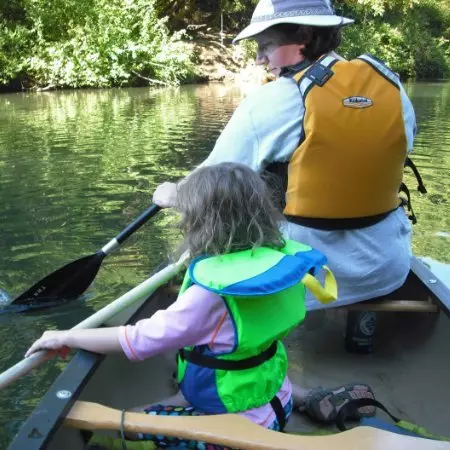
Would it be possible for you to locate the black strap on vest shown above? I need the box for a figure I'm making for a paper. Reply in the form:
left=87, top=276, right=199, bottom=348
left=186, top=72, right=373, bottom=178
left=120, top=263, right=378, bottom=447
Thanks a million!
left=399, top=183, right=417, bottom=224
left=179, top=342, right=286, bottom=429
left=270, top=395, right=287, bottom=432
left=285, top=210, right=397, bottom=231
left=405, top=157, right=427, bottom=194
left=279, top=59, right=313, bottom=78
left=178, top=340, right=278, bottom=371
left=400, top=157, right=427, bottom=224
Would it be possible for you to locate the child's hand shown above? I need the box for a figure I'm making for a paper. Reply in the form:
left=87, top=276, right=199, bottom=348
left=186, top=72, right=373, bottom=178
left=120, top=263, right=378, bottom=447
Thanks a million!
left=25, top=330, right=71, bottom=358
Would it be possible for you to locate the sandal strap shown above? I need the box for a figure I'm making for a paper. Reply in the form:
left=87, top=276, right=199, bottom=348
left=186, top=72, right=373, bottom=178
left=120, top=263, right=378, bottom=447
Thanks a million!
left=335, top=398, right=400, bottom=431
left=304, top=384, right=374, bottom=423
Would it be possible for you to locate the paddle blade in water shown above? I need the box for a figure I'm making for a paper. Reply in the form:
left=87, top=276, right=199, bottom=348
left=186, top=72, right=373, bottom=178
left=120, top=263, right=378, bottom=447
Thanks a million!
left=11, top=252, right=106, bottom=306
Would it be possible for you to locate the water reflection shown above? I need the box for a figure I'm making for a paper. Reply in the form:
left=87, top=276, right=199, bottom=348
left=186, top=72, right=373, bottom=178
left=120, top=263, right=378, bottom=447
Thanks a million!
left=403, top=82, right=450, bottom=261
left=0, top=81, right=449, bottom=446
left=0, top=85, right=243, bottom=446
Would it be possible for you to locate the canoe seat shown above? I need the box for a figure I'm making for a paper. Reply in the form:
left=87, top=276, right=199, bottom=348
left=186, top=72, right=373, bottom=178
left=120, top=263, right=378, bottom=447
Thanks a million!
left=342, top=298, right=439, bottom=313
left=341, top=268, right=440, bottom=313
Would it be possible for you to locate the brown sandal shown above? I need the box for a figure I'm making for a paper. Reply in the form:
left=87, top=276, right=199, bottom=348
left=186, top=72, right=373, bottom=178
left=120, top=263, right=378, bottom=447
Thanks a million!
left=302, top=383, right=376, bottom=423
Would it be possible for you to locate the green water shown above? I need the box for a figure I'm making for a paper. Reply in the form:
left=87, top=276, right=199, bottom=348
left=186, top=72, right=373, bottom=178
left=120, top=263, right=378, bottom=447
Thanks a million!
left=0, top=82, right=449, bottom=447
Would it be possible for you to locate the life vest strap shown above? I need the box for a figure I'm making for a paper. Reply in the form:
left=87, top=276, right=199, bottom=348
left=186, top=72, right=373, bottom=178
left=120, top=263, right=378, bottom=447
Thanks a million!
left=285, top=209, right=397, bottom=230
left=357, top=54, right=400, bottom=89
left=405, top=157, right=427, bottom=194
left=399, top=157, right=427, bottom=224
left=301, top=266, right=337, bottom=304
left=179, top=340, right=278, bottom=371
left=399, top=183, right=417, bottom=224
left=296, top=54, right=338, bottom=97
left=270, top=395, right=287, bottom=432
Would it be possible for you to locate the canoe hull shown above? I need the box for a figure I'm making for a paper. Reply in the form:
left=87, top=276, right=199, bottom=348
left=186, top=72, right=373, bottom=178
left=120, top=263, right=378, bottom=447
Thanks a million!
left=8, top=257, right=450, bottom=449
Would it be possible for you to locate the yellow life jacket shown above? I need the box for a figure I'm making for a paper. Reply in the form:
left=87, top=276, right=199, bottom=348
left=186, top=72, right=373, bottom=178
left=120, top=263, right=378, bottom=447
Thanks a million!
left=284, top=54, right=410, bottom=229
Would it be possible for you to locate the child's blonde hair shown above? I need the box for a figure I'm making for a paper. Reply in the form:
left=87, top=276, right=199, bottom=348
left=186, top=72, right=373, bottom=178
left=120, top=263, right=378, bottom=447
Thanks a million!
left=176, top=163, right=285, bottom=258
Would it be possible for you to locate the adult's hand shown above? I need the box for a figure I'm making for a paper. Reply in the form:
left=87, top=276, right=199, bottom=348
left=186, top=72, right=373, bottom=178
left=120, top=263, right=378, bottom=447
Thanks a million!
left=153, top=182, right=178, bottom=208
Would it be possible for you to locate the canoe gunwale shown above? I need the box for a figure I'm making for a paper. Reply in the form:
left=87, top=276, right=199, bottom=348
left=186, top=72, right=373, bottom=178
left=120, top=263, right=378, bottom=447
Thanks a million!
left=8, top=350, right=103, bottom=450
left=7, top=282, right=169, bottom=450
left=411, top=257, right=450, bottom=317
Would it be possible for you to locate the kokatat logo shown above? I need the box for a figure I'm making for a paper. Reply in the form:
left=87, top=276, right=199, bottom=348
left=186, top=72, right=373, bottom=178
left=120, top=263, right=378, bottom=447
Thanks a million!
left=343, top=96, right=373, bottom=109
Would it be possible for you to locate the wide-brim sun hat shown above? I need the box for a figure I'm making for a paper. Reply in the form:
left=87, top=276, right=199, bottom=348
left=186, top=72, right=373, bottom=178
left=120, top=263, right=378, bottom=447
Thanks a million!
left=233, top=0, right=354, bottom=44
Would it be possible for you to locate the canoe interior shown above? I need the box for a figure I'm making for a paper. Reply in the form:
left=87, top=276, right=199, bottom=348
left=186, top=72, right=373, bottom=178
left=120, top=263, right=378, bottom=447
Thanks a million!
left=9, top=258, right=450, bottom=449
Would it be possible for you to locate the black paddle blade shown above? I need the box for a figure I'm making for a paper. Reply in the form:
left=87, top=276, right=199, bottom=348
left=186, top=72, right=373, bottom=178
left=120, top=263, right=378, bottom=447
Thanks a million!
left=11, top=252, right=106, bottom=306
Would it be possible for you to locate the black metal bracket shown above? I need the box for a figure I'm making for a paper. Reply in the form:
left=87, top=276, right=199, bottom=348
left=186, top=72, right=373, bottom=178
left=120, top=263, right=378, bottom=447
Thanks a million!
left=306, top=63, right=334, bottom=87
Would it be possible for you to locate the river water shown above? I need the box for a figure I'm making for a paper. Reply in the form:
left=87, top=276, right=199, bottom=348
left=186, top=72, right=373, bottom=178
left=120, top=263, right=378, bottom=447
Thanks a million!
left=0, top=82, right=450, bottom=447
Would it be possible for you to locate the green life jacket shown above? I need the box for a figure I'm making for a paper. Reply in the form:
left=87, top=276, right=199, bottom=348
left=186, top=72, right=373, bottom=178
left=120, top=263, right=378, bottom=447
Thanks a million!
left=177, top=240, right=337, bottom=418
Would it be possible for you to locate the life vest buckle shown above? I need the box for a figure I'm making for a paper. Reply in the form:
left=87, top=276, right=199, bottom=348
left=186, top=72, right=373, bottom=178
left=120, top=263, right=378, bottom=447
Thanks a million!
left=306, top=62, right=334, bottom=87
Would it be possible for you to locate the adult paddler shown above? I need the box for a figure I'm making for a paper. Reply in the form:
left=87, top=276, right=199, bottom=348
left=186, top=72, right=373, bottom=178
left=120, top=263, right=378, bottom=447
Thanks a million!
left=153, top=0, right=418, bottom=311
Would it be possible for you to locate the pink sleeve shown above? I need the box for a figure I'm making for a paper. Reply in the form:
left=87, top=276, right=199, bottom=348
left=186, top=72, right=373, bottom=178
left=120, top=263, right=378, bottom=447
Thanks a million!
left=118, top=285, right=228, bottom=361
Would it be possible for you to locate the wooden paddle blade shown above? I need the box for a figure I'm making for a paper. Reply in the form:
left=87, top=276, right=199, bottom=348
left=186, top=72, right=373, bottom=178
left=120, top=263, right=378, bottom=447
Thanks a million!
left=11, top=252, right=105, bottom=307
left=65, top=401, right=450, bottom=450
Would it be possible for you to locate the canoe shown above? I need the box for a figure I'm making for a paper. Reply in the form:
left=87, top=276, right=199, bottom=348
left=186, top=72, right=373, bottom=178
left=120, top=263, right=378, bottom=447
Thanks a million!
left=7, top=256, right=450, bottom=449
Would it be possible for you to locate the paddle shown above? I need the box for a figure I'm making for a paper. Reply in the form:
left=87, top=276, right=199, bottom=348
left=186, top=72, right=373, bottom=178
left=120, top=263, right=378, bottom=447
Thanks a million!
left=10, top=204, right=161, bottom=308
left=65, top=401, right=449, bottom=450
left=0, top=251, right=189, bottom=390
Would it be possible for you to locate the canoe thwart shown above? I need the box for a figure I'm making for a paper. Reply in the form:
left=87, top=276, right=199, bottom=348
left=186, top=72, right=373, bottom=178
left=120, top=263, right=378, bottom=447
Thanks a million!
left=342, top=298, right=439, bottom=313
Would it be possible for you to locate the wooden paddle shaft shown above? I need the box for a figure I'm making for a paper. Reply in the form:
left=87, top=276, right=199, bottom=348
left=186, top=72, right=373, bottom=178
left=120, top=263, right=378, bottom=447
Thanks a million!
left=0, top=252, right=188, bottom=390
left=65, top=401, right=450, bottom=450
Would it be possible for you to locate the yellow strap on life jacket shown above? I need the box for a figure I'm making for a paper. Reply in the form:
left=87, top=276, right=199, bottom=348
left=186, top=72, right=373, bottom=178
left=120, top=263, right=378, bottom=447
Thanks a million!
left=301, top=265, right=337, bottom=304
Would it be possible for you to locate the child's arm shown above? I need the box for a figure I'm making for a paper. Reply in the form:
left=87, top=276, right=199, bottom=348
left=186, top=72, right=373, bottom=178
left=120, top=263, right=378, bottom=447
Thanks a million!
left=25, top=327, right=121, bottom=358
left=119, top=285, right=227, bottom=361
left=26, top=285, right=227, bottom=361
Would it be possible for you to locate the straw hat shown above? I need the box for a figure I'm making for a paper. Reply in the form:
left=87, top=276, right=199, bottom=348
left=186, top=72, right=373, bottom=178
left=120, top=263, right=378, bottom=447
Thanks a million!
left=233, top=0, right=354, bottom=43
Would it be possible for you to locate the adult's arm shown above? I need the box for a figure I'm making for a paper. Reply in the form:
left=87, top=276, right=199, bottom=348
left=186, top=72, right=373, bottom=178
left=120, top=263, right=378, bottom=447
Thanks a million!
left=152, top=78, right=303, bottom=207
left=200, top=77, right=303, bottom=172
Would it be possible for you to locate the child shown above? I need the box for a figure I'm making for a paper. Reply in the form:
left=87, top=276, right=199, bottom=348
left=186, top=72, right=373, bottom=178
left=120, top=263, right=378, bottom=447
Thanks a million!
left=26, top=163, right=374, bottom=448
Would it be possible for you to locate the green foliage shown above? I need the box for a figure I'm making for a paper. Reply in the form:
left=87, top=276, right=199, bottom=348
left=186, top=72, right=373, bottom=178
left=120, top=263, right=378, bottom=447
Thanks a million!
left=153, top=0, right=258, bottom=30
left=0, top=0, right=449, bottom=88
left=0, top=22, right=30, bottom=85
left=337, top=0, right=450, bottom=79
left=0, top=0, right=196, bottom=88
left=220, top=0, right=258, bottom=29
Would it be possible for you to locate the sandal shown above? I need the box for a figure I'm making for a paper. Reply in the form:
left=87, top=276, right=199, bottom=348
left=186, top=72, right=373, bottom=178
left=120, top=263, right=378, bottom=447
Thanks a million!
left=302, top=383, right=376, bottom=423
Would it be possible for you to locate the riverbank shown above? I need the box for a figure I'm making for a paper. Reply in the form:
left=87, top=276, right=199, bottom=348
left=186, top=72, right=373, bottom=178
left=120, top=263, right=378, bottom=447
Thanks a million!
left=184, top=29, right=266, bottom=84
left=0, top=31, right=265, bottom=93
left=2, top=1, right=449, bottom=92
left=1, top=28, right=449, bottom=93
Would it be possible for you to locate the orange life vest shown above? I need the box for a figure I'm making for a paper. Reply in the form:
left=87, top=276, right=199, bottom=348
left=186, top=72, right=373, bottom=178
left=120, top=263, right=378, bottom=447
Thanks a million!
left=283, top=54, right=408, bottom=227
